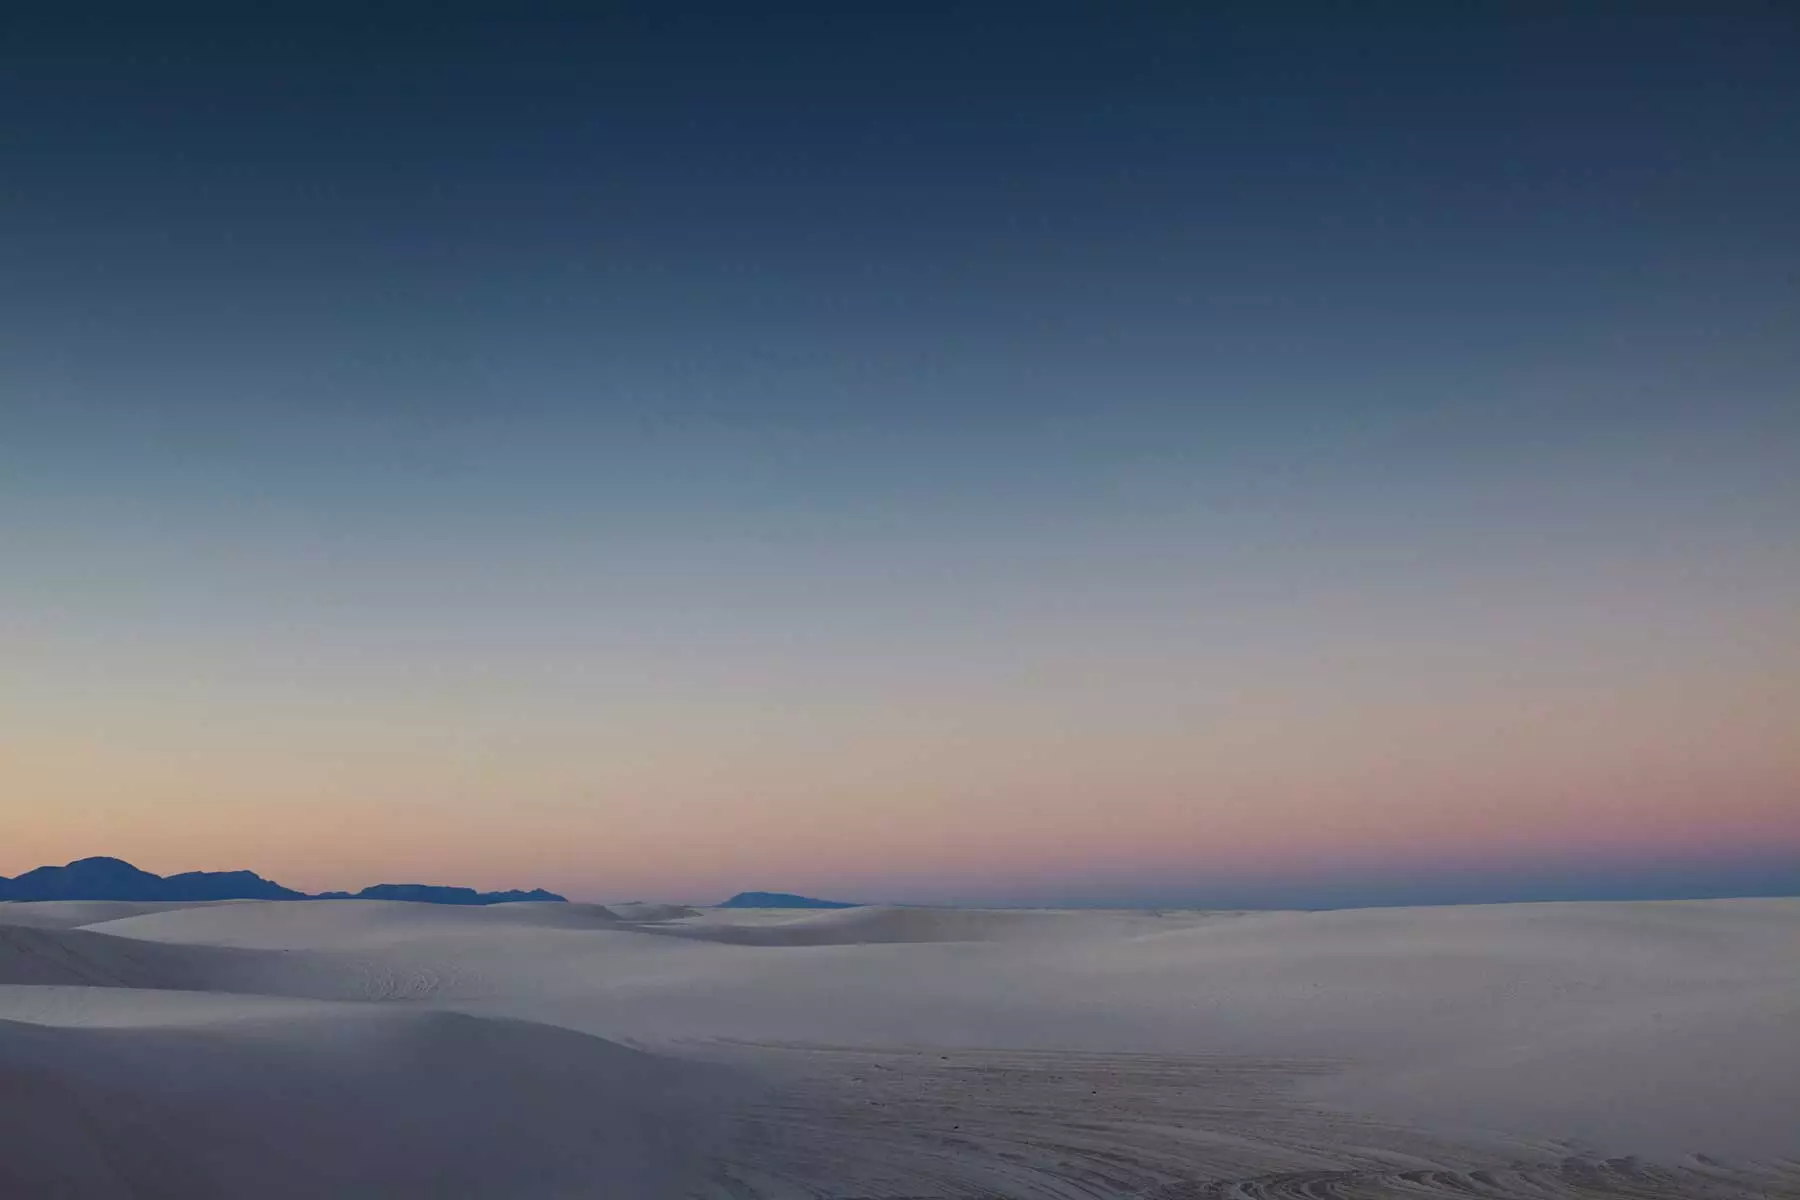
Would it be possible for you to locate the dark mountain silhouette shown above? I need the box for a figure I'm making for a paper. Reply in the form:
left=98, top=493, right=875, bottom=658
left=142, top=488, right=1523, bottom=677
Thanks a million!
left=0, top=857, right=564, bottom=905
left=0, top=857, right=304, bottom=902
left=0, top=856, right=172, bottom=901
left=719, top=891, right=857, bottom=909
left=160, top=869, right=307, bottom=901
left=315, top=884, right=565, bottom=905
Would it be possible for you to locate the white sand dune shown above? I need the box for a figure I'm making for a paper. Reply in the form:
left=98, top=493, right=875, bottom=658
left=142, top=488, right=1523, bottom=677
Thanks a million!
left=0, top=921, right=484, bottom=1002
left=645, top=903, right=1215, bottom=945
left=82, top=896, right=624, bottom=947
left=0, top=900, right=237, bottom=929
left=1, top=896, right=1796, bottom=1197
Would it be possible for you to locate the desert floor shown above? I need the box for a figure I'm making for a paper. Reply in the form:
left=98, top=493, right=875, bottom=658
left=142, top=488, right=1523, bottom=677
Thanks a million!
left=2, top=897, right=1796, bottom=1198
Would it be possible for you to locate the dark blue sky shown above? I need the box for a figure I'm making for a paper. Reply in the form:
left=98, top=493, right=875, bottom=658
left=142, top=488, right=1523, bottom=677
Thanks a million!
left=9, top=6, right=1795, bottom=397
left=5, top=4, right=1797, bottom=903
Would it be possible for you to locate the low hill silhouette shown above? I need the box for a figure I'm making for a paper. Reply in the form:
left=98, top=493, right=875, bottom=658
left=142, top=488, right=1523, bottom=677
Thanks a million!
left=0, top=857, right=564, bottom=905
left=718, top=891, right=857, bottom=909
left=315, top=884, right=565, bottom=905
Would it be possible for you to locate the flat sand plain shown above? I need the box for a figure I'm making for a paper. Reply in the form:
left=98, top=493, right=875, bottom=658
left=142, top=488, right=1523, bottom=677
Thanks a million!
left=2, top=897, right=1796, bottom=1197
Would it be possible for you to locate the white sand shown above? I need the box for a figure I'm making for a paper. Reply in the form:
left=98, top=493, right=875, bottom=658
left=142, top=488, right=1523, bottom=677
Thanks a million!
left=2, top=897, right=1796, bottom=1197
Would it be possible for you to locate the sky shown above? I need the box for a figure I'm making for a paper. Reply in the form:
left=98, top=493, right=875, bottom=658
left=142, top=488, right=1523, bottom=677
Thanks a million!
left=3, top=4, right=1797, bottom=906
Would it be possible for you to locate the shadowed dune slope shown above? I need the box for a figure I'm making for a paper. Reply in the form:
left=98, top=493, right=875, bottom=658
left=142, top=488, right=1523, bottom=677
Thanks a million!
left=0, top=991, right=725, bottom=1200
left=0, top=924, right=250, bottom=990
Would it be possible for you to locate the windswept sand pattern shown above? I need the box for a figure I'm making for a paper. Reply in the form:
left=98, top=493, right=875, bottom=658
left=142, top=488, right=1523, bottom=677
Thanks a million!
left=690, top=1045, right=1800, bottom=1200
left=1150, top=1157, right=1800, bottom=1199
left=698, top=1044, right=1377, bottom=1198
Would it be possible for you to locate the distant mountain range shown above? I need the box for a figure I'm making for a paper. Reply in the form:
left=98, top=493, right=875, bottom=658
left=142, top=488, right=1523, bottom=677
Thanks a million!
left=719, top=891, right=857, bottom=909
left=0, top=858, right=865, bottom=910
left=0, top=857, right=565, bottom=905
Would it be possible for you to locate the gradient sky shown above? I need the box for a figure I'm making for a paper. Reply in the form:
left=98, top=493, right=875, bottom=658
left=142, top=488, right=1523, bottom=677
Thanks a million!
left=4, top=5, right=1797, bottom=906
